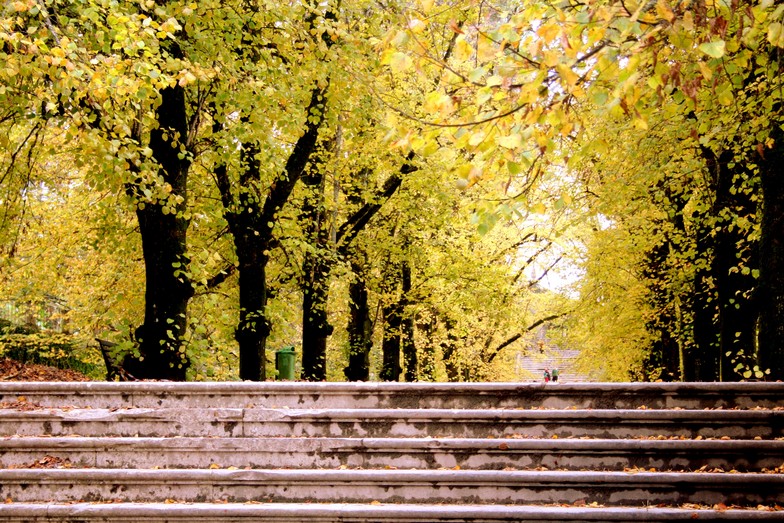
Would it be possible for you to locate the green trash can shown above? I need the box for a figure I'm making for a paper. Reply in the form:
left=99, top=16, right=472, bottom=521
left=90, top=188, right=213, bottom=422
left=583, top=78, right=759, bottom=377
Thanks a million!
left=275, top=346, right=297, bottom=380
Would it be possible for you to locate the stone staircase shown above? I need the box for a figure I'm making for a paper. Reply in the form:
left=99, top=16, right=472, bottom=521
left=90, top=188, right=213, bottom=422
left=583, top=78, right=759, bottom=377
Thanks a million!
left=0, top=382, right=782, bottom=521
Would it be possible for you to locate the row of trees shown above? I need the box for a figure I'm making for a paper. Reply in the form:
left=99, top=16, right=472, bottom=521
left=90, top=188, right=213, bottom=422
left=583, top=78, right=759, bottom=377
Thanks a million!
left=1, top=0, right=567, bottom=381
left=381, top=0, right=783, bottom=380
left=1, top=0, right=782, bottom=381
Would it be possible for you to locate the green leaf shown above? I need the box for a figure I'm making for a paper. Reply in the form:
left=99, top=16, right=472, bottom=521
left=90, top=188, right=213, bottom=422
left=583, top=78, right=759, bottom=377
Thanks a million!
left=698, top=40, right=725, bottom=58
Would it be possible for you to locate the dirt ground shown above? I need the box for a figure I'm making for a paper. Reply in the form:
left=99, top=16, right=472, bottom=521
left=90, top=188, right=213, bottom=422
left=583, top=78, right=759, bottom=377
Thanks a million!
left=0, top=358, right=91, bottom=381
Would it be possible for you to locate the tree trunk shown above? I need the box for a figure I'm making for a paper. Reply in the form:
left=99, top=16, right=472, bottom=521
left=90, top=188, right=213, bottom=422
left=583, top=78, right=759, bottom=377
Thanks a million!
left=213, top=84, right=328, bottom=381
left=380, top=300, right=402, bottom=381
left=707, top=149, right=759, bottom=381
left=640, top=176, right=692, bottom=382
left=300, top=234, right=332, bottom=381
left=401, top=260, right=417, bottom=382
left=345, top=255, right=372, bottom=381
left=132, top=84, right=192, bottom=381
left=235, top=243, right=270, bottom=381
left=380, top=261, right=402, bottom=382
left=758, top=132, right=784, bottom=380
left=689, top=208, right=719, bottom=381
left=716, top=164, right=758, bottom=381
left=300, top=147, right=333, bottom=381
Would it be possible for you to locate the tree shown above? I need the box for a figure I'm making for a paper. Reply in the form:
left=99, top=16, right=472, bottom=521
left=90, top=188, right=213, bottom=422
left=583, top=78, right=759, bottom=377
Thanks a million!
left=0, top=1, right=209, bottom=378
left=382, top=0, right=784, bottom=380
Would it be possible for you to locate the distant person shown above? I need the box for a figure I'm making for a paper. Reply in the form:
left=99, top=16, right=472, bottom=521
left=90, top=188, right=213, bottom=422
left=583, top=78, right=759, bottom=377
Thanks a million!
left=543, top=369, right=551, bottom=383
left=552, top=368, right=559, bottom=383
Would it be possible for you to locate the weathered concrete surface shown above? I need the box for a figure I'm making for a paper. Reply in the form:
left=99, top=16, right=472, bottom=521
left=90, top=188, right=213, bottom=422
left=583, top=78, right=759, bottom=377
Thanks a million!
left=2, top=503, right=783, bottom=522
left=2, top=381, right=783, bottom=409
left=1, top=407, right=781, bottom=438
left=1, top=382, right=782, bottom=522
left=2, top=436, right=783, bottom=471
left=1, top=469, right=782, bottom=505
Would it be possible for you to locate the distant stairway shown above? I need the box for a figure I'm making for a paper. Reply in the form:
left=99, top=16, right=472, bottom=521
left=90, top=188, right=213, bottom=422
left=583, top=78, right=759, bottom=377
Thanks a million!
left=0, top=382, right=783, bottom=522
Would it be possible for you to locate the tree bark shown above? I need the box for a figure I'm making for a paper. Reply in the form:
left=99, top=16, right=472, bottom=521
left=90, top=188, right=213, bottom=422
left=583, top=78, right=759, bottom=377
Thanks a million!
left=344, top=254, right=372, bottom=381
left=215, top=86, right=327, bottom=381
left=380, top=261, right=402, bottom=382
left=131, top=83, right=193, bottom=381
left=300, top=167, right=332, bottom=381
left=300, top=162, right=413, bottom=381
left=401, top=260, right=417, bottom=382
left=688, top=204, right=719, bottom=381
left=757, top=132, right=784, bottom=380
left=641, top=180, right=690, bottom=382
left=700, top=147, right=759, bottom=381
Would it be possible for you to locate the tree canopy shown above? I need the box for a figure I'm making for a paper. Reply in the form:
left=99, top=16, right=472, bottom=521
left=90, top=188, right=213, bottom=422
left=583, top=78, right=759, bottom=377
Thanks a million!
left=1, top=0, right=782, bottom=382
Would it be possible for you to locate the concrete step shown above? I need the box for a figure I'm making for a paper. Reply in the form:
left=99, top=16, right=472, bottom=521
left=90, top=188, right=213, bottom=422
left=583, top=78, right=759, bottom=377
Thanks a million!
left=2, top=436, right=783, bottom=471
left=1, top=469, right=782, bottom=506
left=1, top=382, right=782, bottom=521
left=2, top=502, right=783, bottom=522
left=2, top=382, right=783, bottom=410
left=1, top=407, right=781, bottom=439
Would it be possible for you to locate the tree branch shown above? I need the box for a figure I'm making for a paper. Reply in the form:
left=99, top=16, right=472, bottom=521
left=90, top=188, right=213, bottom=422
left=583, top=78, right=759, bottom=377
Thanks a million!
left=335, top=152, right=417, bottom=254
left=486, top=312, right=568, bottom=363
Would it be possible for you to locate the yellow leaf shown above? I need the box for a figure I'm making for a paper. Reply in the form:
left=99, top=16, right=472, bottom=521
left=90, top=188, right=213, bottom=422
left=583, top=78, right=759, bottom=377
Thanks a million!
left=768, top=22, right=784, bottom=47
left=419, top=0, right=435, bottom=13
left=556, top=65, right=579, bottom=87
left=477, top=34, right=497, bottom=61
left=655, top=0, right=675, bottom=22
left=388, top=52, right=413, bottom=73
left=469, top=132, right=487, bottom=147
left=633, top=117, right=648, bottom=130
left=698, top=61, right=713, bottom=80
left=537, top=23, right=560, bottom=43
left=497, top=134, right=522, bottom=149
left=453, top=38, right=473, bottom=62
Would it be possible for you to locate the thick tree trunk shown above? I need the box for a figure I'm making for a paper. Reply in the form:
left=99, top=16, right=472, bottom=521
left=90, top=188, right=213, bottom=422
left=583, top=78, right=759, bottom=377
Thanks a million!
left=216, top=143, right=273, bottom=382
left=345, top=256, right=372, bottom=381
left=299, top=165, right=410, bottom=380
left=712, top=155, right=758, bottom=381
left=380, top=300, right=402, bottom=381
left=301, top=250, right=332, bottom=381
left=214, top=85, right=327, bottom=381
left=758, top=133, right=784, bottom=380
left=380, top=261, right=402, bottom=382
left=132, top=84, right=192, bottom=381
left=689, top=209, right=719, bottom=381
left=689, top=146, right=760, bottom=381
left=235, top=246, right=270, bottom=381
left=401, top=260, right=417, bottom=382
left=300, top=149, right=332, bottom=381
